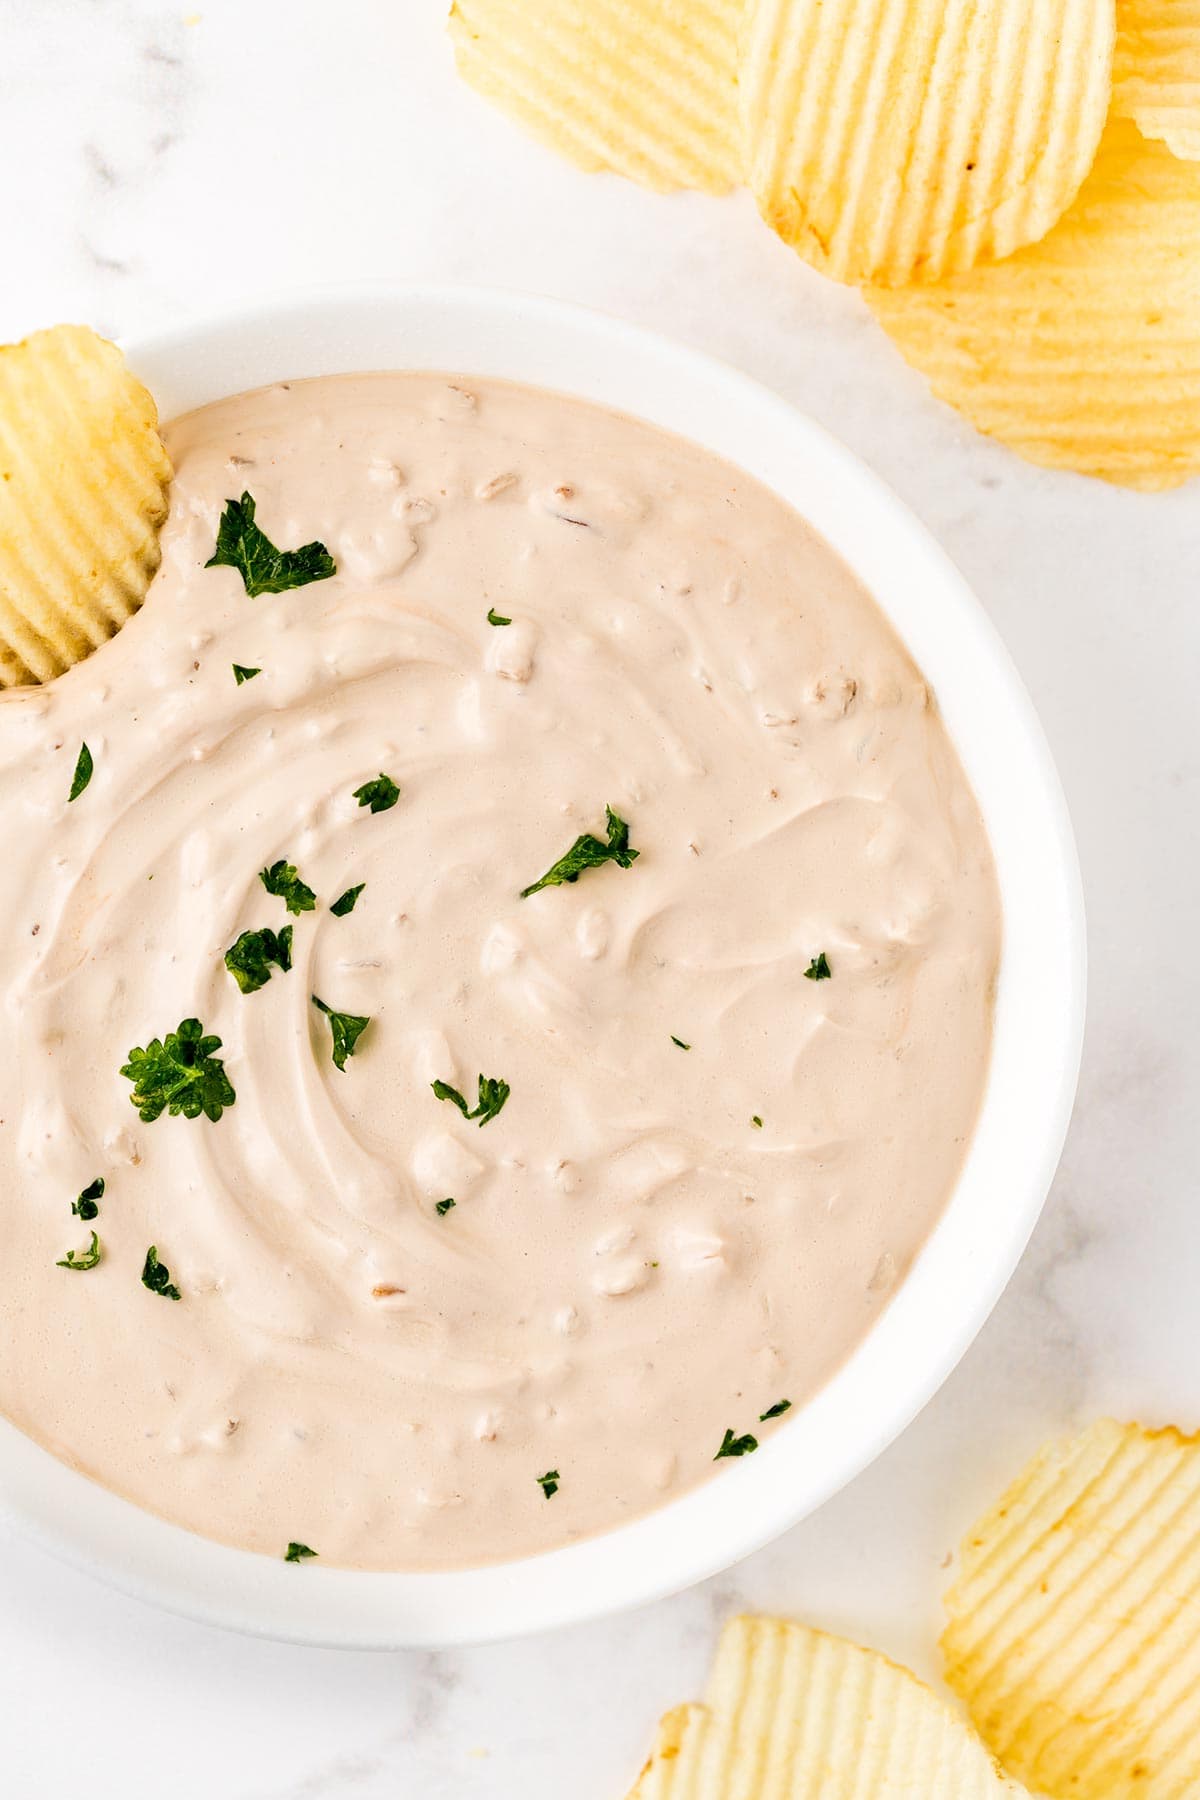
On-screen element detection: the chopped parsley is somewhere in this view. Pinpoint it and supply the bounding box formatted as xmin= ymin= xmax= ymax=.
xmin=760 ymin=1399 xmax=792 ymax=1421
xmin=520 ymin=805 xmax=639 ymax=899
xmin=121 ymin=1019 xmax=236 ymax=1123
xmin=752 ymin=1115 xmax=763 ymax=1129
xmin=804 ymin=952 xmax=832 ymax=981
xmin=486 ymin=608 xmax=512 ymax=627
xmin=311 ymin=995 xmax=371 ymax=1072
xmin=714 ymin=1428 xmax=758 ymax=1461
xmin=232 ymin=663 xmax=261 ymax=685
xmin=330 ymin=882 xmax=365 ymax=917
xmin=141 ymin=1245 xmax=180 ymax=1300
xmin=284 ymin=1541 xmax=317 ymax=1562
xmin=68 ymin=742 xmax=93 ymax=803
xmin=224 ymin=925 xmax=293 ymax=994
xmin=259 ymin=859 xmax=317 ymax=916
xmin=205 ymin=491 xmax=336 ymax=598
xmin=353 ymin=773 xmax=400 ymax=815
xmin=670 ymin=1036 xmax=691 ymax=1051
xmin=72 ymin=1176 xmax=105 ymax=1221
xmin=431 ymin=1074 xmax=510 ymax=1127
xmin=536 ymin=1470 xmax=560 ymax=1499
xmin=435 ymin=1197 xmax=456 ymax=1216
xmin=57 ymin=1231 xmax=101 ymax=1271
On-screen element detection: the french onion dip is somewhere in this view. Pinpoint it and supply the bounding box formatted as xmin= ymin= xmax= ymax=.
xmin=0 ymin=373 xmax=1001 ymax=1569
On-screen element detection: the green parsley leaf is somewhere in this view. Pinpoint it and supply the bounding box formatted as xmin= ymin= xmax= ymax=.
xmin=487 ymin=607 xmax=512 ymax=627
xmin=57 ymin=1231 xmax=102 ymax=1271
xmin=72 ymin=1176 xmax=105 ymax=1221
xmin=714 ymin=1428 xmax=758 ymax=1461
xmin=205 ymin=491 xmax=336 ymax=599
xmin=141 ymin=1244 xmax=181 ymax=1300
xmin=259 ymin=859 xmax=317 ymax=915
xmin=353 ymin=774 xmax=400 ymax=814
xmin=68 ymin=743 xmax=93 ymax=803
xmin=670 ymin=1036 xmax=691 ymax=1051
xmin=804 ymin=952 xmax=832 ymax=981
xmin=759 ymin=1399 xmax=792 ymax=1421
xmin=224 ymin=925 xmax=293 ymax=994
xmin=536 ymin=1470 xmax=560 ymax=1499
xmin=431 ymin=1074 xmax=510 ymax=1127
xmin=232 ymin=663 xmax=261 ymax=685
xmin=284 ymin=1541 xmax=317 ymax=1562
xmin=330 ymin=882 xmax=365 ymax=917
xmin=520 ymin=805 xmax=639 ymax=899
xmin=435 ymin=1197 xmax=456 ymax=1216
xmin=752 ymin=1115 xmax=763 ymax=1129
xmin=311 ymin=995 xmax=371 ymax=1072
xmin=121 ymin=1019 xmax=236 ymax=1123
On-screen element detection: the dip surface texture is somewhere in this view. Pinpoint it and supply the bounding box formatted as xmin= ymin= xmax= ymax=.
xmin=0 ymin=373 xmax=1000 ymax=1569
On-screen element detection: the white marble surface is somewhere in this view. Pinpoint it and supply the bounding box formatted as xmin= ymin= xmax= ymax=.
xmin=1 ymin=2 xmax=1198 ymax=1793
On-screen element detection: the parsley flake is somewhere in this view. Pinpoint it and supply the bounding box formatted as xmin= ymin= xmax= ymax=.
xmin=232 ymin=663 xmax=261 ymax=685
xmin=435 ymin=1197 xmax=456 ymax=1216
xmin=224 ymin=925 xmax=293 ymax=994
xmin=804 ymin=952 xmax=832 ymax=981
xmin=714 ymin=1428 xmax=758 ymax=1460
xmin=121 ymin=1019 xmax=236 ymax=1123
xmin=72 ymin=1176 xmax=105 ymax=1221
xmin=259 ymin=859 xmax=317 ymax=916
xmin=520 ymin=805 xmax=639 ymax=899
xmin=311 ymin=995 xmax=371 ymax=1071
xmin=353 ymin=773 xmax=400 ymax=815
xmin=284 ymin=1541 xmax=317 ymax=1562
xmin=670 ymin=1036 xmax=691 ymax=1051
xmin=431 ymin=1074 xmax=510 ymax=1127
xmin=536 ymin=1470 xmax=560 ymax=1499
xmin=205 ymin=491 xmax=336 ymax=598
xmin=141 ymin=1245 xmax=180 ymax=1300
xmin=330 ymin=882 xmax=365 ymax=917
xmin=68 ymin=743 xmax=93 ymax=803
xmin=760 ymin=1399 xmax=792 ymax=1421
xmin=57 ymin=1231 xmax=102 ymax=1271
xmin=487 ymin=608 xmax=512 ymax=627
xmin=752 ymin=1115 xmax=763 ymax=1129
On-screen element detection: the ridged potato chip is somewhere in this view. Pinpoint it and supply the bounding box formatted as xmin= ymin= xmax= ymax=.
xmin=626 ymin=1615 xmax=1029 ymax=1797
xmin=867 ymin=119 xmax=1200 ymax=487
xmin=740 ymin=0 xmax=1115 ymax=285
xmin=0 ymin=324 xmax=171 ymax=687
xmin=447 ymin=0 xmax=741 ymax=194
xmin=1114 ymin=0 xmax=1200 ymax=159
xmin=943 ymin=1419 xmax=1200 ymax=1800
xmin=627 ymin=1706 xmax=704 ymax=1800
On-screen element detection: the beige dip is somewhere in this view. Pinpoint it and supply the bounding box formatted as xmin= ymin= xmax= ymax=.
xmin=0 ymin=373 xmax=1000 ymax=1569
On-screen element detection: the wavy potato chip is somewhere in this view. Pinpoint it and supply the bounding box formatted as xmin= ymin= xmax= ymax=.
xmin=626 ymin=1615 xmax=1029 ymax=1797
xmin=740 ymin=0 xmax=1115 ymax=286
xmin=867 ymin=119 xmax=1200 ymax=487
xmin=943 ymin=1419 xmax=1200 ymax=1800
xmin=0 ymin=324 xmax=171 ymax=687
xmin=1114 ymin=0 xmax=1200 ymax=159
xmin=448 ymin=0 xmax=741 ymax=194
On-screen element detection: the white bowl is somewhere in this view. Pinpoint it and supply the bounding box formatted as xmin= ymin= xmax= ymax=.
xmin=0 ymin=286 xmax=1085 ymax=1647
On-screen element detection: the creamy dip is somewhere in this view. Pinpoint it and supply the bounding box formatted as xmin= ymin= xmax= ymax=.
xmin=0 ymin=373 xmax=1000 ymax=1570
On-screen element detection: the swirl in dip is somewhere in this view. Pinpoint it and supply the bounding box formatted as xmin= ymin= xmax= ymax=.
xmin=0 ymin=373 xmax=1000 ymax=1569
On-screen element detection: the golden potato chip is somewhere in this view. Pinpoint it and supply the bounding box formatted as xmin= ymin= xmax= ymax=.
xmin=867 ymin=119 xmax=1200 ymax=488
xmin=626 ymin=1705 xmax=704 ymax=1800
xmin=1114 ymin=0 xmax=1200 ymax=159
xmin=447 ymin=0 xmax=741 ymax=194
xmin=0 ymin=324 xmax=171 ymax=687
xmin=943 ymin=1418 xmax=1200 ymax=1800
xmin=626 ymin=1615 xmax=1029 ymax=1797
xmin=740 ymin=0 xmax=1115 ymax=285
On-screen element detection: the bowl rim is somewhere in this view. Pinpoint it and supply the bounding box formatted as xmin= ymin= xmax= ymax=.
xmin=0 ymin=282 xmax=1086 ymax=1648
